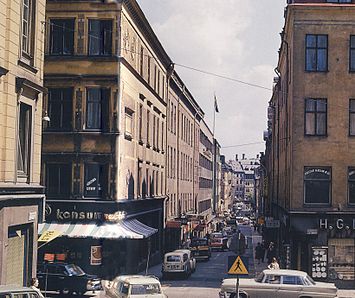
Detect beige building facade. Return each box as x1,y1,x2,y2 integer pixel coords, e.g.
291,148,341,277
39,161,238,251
266,0,355,287
165,71,204,250
41,0,169,277
0,0,46,286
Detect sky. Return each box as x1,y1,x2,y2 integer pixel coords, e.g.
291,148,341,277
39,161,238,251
136,0,286,161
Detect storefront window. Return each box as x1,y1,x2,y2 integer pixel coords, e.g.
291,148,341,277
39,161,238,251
328,239,355,281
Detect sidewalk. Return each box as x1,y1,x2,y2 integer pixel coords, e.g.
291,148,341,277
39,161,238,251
248,230,355,298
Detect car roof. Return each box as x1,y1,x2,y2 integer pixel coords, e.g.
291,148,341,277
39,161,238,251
174,249,190,254
0,285,37,293
115,275,160,285
262,269,308,277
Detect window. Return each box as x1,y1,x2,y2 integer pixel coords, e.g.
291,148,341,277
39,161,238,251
21,0,35,60
350,99,355,135
304,167,331,204
305,98,327,136
140,46,144,76
17,103,32,178
147,110,150,146
124,108,133,139
348,168,355,204
282,275,303,285
328,239,355,282
46,163,71,197
88,20,112,56
264,275,281,284
48,88,73,131
305,34,328,72
84,163,106,198
327,0,351,2
138,104,143,141
86,88,109,130
49,19,75,55
350,36,355,72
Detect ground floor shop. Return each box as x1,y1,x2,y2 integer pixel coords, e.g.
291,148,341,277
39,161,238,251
0,191,44,286
278,212,355,289
38,199,163,279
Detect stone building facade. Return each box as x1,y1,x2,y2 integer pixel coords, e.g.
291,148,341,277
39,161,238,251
0,0,46,286
266,0,355,288
40,0,169,277
165,71,204,251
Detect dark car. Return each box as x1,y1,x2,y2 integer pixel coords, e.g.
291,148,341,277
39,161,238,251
189,238,211,260
210,232,229,251
37,262,102,295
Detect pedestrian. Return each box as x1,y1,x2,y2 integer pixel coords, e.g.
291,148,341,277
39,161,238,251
268,257,280,270
261,240,266,262
267,242,276,264
255,242,263,265
30,278,44,298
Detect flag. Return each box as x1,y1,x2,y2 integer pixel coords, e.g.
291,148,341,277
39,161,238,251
214,94,219,113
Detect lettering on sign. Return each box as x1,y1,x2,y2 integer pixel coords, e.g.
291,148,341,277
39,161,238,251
319,218,353,230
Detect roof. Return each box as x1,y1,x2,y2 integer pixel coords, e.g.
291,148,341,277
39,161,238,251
0,286,37,293
262,269,308,277
116,275,160,285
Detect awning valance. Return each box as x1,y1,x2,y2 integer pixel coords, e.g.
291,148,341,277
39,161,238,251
38,219,158,240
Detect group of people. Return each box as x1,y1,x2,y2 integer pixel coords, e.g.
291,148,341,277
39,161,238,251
255,241,280,270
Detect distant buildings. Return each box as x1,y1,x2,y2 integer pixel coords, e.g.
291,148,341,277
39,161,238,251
265,0,355,288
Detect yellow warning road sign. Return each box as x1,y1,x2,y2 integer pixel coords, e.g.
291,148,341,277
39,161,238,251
228,255,249,275
38,230,61,243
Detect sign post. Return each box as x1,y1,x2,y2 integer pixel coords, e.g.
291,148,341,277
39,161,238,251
228,255,249,297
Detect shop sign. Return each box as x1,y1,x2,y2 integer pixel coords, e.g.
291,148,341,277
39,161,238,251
284,244,291,269
319,218,355,230
38,230,61,243
104,211,126,222
311,246,328,280
90,246,102,266
46,204,126,222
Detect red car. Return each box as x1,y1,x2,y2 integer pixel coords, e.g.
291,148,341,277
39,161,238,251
210,233,229,251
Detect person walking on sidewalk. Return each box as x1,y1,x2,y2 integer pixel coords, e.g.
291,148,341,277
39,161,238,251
268,257,280,270
255,243,264,265
267,242,276,264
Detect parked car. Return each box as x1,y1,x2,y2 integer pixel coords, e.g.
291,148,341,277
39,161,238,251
189,238,211,260
219,269,338,298
37,262,102,295
0,285,43,297
162,249,196,279
210,232,229,251
105,275,167,298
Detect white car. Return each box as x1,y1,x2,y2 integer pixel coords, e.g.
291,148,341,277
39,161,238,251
105,275,167,298
219,269,337,298
162,249,196,279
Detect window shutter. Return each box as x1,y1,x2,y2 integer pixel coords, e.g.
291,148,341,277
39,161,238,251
75,90,82,131
101,88,110,132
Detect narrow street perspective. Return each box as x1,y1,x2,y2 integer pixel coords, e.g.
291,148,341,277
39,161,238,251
2,0,355,297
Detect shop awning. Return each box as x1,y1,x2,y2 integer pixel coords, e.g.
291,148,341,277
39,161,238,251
38,219,158,240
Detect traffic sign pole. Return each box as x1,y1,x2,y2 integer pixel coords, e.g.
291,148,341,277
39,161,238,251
236,275,239,298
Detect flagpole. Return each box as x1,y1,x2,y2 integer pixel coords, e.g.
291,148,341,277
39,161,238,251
212,93,216,216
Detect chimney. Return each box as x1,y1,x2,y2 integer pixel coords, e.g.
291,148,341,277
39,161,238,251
256,154,259,159
235,154,238,161
220,155,225,164
242,153,245,160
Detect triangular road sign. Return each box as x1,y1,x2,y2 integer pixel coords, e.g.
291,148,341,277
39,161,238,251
228,256,249,275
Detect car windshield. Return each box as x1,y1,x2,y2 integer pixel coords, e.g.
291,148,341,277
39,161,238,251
255,272,264,283
130,284,161,295
191,239,208,246
65,264,85,276
166,255,181,262
305,275,316,285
